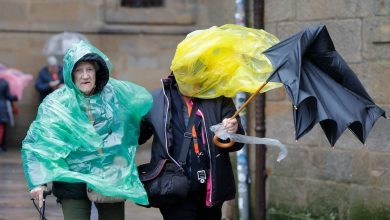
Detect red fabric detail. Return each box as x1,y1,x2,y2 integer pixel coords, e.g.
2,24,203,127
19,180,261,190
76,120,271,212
51,73,58,81
0,123,4,144
206,171,212,207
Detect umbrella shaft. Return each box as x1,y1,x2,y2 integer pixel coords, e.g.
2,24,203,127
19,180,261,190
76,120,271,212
231,81,269,119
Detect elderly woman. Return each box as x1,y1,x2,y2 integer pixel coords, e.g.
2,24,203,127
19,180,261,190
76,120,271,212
23,41,152,220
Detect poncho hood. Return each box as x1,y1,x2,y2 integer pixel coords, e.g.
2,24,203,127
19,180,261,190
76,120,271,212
22,41,152,205
63,41,110,95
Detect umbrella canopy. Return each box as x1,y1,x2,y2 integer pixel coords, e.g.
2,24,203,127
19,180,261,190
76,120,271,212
264,25,386,146
0,64,33,101
42,32,89,56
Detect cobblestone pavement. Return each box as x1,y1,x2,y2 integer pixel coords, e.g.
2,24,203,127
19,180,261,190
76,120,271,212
0,147,162,220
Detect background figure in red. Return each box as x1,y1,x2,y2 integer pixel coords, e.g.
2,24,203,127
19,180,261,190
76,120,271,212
0,79,17,152
35,56,64,102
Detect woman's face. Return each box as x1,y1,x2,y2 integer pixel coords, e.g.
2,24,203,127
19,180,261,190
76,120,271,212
73,62,96,95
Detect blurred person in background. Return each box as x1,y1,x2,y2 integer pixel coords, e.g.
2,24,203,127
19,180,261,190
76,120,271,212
0,79,17,152
35,55,64,102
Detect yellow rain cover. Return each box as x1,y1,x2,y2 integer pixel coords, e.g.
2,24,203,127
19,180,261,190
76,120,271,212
171,24,283,98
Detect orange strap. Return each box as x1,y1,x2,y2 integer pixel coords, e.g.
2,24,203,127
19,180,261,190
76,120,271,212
183,96,200,155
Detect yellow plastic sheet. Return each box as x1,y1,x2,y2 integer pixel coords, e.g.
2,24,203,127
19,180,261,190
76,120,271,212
171,24,283,98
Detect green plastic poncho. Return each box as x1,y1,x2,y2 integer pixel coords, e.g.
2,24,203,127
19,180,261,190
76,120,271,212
22,41,152,205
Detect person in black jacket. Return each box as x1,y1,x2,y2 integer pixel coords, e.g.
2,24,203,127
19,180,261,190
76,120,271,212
139,74,244,220
0,79,17,152
35,56,64,102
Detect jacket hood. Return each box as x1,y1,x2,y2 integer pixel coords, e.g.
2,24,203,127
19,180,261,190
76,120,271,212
63,41,111,95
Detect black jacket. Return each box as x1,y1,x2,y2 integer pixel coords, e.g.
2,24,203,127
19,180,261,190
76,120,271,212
139,77,244,207
0,79,17,124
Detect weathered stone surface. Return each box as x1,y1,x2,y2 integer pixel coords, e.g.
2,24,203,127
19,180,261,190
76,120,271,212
0,0,28,23
197,0,235,26
369,153,390,188
363,16,390,60
267,176,308,207
355,60,390,105
30,2,81,23
310,148,354,182
277,19,362,62
372,0,390,15
305,180,349,218
348,185,390,219
264,0,296,22
296,0,370,20
104,0,196,25
266,87,286,101
267,145,309,178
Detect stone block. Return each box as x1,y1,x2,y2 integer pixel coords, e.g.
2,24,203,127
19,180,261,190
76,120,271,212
305,180,349,218
363,17,390,60
0,52,16,67
30,2,81,23
0,33,29,51
266,102,296,144
355,60,390,105
369,153,390,188
372,0,390,15
364,16,390,43
296,0,369,20
266,145,309,178
310,148,354,182
264,22,278,37
104,0,196,25
277,20,362,63
266,87,286,101
267,176,308,208
196,0,235,26
348,185,390,219
0,0,28,23
265,0,296,22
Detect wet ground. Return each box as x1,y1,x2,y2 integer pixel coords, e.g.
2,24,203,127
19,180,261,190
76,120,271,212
0,147,162,220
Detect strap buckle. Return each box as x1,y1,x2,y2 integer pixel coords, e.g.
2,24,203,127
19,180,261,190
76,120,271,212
184,132,192,138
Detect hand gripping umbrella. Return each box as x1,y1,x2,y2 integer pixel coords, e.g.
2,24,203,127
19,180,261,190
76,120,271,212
215,25,386,147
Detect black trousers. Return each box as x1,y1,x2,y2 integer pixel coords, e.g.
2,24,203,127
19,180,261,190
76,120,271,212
159,192,222,220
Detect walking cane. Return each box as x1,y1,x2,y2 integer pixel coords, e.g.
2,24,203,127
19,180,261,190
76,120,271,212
40,190,51,220
32,189,52,220
213,80,270,148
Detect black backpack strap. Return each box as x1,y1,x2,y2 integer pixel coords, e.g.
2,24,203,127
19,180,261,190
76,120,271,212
178,102,198,165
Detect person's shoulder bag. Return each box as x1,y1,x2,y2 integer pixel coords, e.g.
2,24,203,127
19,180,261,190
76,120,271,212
137,103,198,207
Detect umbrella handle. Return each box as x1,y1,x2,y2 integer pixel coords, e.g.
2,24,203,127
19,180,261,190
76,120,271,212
213,135,235,148
214,81,269,148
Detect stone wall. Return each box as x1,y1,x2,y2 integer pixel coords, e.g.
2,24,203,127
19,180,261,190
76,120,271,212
262,0,390,219
1,0,236,148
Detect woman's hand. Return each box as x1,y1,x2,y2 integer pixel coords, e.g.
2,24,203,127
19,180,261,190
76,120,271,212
222,118,238,134
30,185,47,208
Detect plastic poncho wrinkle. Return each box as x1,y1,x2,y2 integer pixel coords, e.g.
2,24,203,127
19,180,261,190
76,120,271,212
22,41,152,205
171,24,283,99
